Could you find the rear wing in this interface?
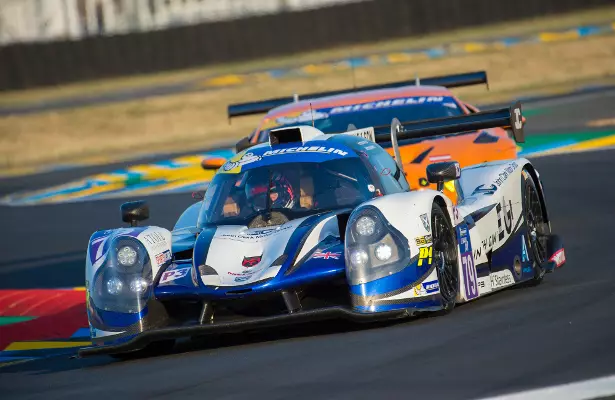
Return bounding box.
[227,71,488,119]
[372,101,524,169]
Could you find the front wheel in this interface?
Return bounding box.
[431,202,459,314]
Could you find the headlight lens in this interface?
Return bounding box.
[355,216,376,236]
[350,249,369,268]
[129,277,149,294]
[117,245,138,266]
[374,243,392,261]
[106,276,123,295]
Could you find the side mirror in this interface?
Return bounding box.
[200,157,226,171]
[121,200,149,227]
[235,136,253,153]
[426,161,461,192]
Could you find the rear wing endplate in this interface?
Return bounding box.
[369,101,524,168]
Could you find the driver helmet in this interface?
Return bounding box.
[245,170,296,211]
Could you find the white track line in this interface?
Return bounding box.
[478,374,615,400]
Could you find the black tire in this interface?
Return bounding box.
[521,168,551,285]
[109,339,175,361]
[431,202,459,314]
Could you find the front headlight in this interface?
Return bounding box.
[90,236,153,315]
[129,277,149,294]
[356,216,376,236]
[345,207,410,285]
[350,249,369,268]
[117,245,138,267]
[106,276,123,295]
[375,243,392,261]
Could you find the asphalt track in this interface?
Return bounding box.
[1,90,615,399]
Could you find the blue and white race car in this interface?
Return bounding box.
[80,102,565,358]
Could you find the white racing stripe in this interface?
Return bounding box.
[477,374,615,400]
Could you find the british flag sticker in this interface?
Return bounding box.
[312,251,341,260]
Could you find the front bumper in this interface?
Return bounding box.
[78,306,411,357]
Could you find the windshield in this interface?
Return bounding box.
[259,95,463,140]
[199,158,378,227]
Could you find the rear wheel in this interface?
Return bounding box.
[521,168,550,285]
[431,202,459,313]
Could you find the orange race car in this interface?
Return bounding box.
[223,71,522,202]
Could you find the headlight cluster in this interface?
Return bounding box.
[90,236,153,314]
[345,207,410,285]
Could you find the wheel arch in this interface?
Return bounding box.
[521,163,550,224]
[433,194,453,227]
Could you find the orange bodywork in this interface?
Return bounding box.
[248,86,518,203]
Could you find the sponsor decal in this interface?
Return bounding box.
[453,206,461,225]
[490,271,514,289]
[276,110,329,125]
[329,96,447,115]
[429,154,451,162]
[222,152,262,171]
[263,146,347,157]
[418,246,433,267]
[422,280,439,294]
[477,279,486,289]
[222,145,349,172]
[496,197,514,241]
[549,248,566,267]
[155,250,172,265]
[234,275,251,283]
[493,161,518,187]
[312,251,341,260]
[522,266,533,273]
[142,232,166,246]
[160,267,190,284]
[420,213,430,232]
[220,225,292,241]
[418,177,429,187]
[521,236,529,262]
[142,231,170,252]
[472,184,498,196]
[228,271,252,276]
[474,229,498,260]
[242,255,262,268]
[414,234,432,246]
[513,107,523,130]
[343,127,376,142]
[457,224,478,300]
[413,280,439,296]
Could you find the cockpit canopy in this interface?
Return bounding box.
[198,153,378,228]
